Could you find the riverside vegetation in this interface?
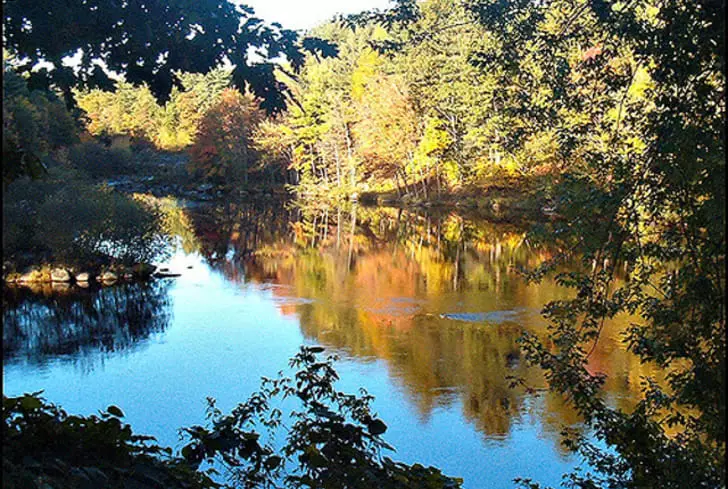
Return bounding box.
[2,0,724,488]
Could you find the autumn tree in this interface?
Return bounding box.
[188,88,264,187]
[75,81,161,143]
[353,71,421,196]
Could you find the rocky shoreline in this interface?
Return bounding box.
[2,262,173,290]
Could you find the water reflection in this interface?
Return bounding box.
[183,201,658,443]
[3,281,172,370]
[3,198,663,453]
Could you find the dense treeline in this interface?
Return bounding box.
[72,4,545,197]
[69,0,661,204]
[75,69,232,151]
[2,64,79,184]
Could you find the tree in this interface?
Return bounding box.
[75,81,162,142]
[3,63,78,185]
[3,0,337,114]
[188,88,264,186]
[353,71,421,195]
[467,1,724,487]
[349,0,725,486]
[76,68,235,150]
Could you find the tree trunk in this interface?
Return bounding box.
[334,144,342,188]
[347,204,357,271]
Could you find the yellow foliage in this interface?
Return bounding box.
[351,49,384,102]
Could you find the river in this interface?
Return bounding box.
[3,200,650,488]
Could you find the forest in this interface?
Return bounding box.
[2,0,724,488]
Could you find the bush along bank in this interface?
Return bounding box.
[2,157,175,291]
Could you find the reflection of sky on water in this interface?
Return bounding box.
[3,214,594,488]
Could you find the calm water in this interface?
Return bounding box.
[3,201,647,488]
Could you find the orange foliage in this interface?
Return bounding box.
[188,88,264,184]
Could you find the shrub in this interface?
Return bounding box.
[2,165,168,267]
[67,141,136,179]
[3,348,462,489]
[2,393,213,489]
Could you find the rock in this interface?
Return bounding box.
[51,268,72,282]
[76,272,90,282]
[18,268,51,283]
[100,271,118,283]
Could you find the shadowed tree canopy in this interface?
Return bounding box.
[3,0,338,113]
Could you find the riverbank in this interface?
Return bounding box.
[98,149,554,218]
[2,145,554,290]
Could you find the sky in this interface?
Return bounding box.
[242,0,393,31]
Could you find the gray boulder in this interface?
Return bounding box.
[51,268,72,282]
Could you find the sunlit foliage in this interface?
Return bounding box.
[2,0,336,113]
[188,88,265,186]
[3,63,78,184]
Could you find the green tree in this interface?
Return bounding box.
[3,64,78,185]
[3,0,336,113]
[75,81,162,142]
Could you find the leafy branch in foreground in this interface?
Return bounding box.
[181,345,462,489]
[458,0,725,487]
[3,347,461,489]
[2,392,213,489]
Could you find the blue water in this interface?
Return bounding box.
[3,247,580,488]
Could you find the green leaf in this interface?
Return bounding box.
[106,405,125,418]
[367,419,387,435]
[20,395,42,410]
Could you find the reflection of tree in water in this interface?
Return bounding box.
[188,200,296,278]
[3,281,173,369]
[231,205,571,440]
[187,201,642,444]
